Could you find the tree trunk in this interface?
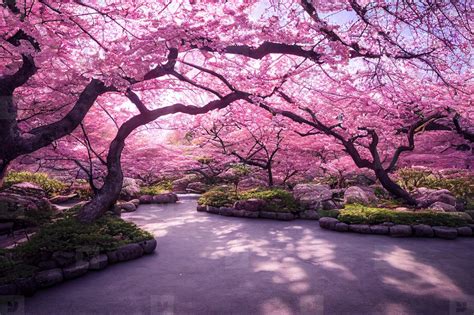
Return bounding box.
[267,166,274,187]
[77,136,127,223]
[374,169,417,205]
[0,160,9,188]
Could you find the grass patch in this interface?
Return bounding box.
[4,171,66,197]
[339,204,471,227]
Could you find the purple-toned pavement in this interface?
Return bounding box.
[26,196,474,314]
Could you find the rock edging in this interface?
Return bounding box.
[0,239,157,296]
[197,205,319,221]
[319,217,473,240]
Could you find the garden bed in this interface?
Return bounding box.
[197,187,313,220]
[0,215,156,296]
[319,204,474,239]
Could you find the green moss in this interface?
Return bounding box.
[198,186,238,207]
[240,188,300,212]
[140,180,173,195]
[339,204,470,227]
[318,209,340,218]
[4,171,66,197]
[198,187,300,212]
[396,168,474,199]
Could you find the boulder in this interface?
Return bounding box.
[8,182,47,198]
[413,188,456,208]
[139,193,178,204]
[390,225,412,237]
[117,202,137,213]
[370,225,389,235]
[433,226,458,239]
[429,202,456,212]
[139,239,157,254]
[106,251,118,264]
[63,261,89,280]
[241,211,259,218]
[349,224,371,234]
[49,193,79,204]
[115,243,144,262]
[0,190,53,224]
[37,260,58,270]
[276,213,295,221]
[196,205,207,212]
[120,178,141,201]
[344,186,377,206]
[292,184,332,209]
[413,224,434,237]
[231,209,246,217]
[207,206,220,214]
[172,174,199,193]
[322,200,340,210]
[335,222,349,232]
[457,226,473,237]
[35,268,63,288]
[299,210,319,220]
[234,199,265,212]
[89,254,109,270]
[319,217,339,230]
[52,251,76,267]
[260,211,277,219]
[186,182,207,193]
[129,199,140,207]
[218,207,234,216]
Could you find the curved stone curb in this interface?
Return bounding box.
[0,239,157,297]
[197,205,320,221]
[318,217,474,240]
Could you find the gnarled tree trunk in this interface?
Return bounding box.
[374,169,417,205]
[0,160,9,188]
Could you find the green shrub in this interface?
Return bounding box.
[4,171,66,197]
[198,186,238,207]
[396,168,474,199]
[0,253,37,285]
[240,188,300,212]
[339,204,470,227]
[318,209,340,218]
[140,180,173,195]
[14,216,153,263]
[198,187,300,212]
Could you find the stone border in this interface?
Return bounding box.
[319,217,474,240]
[0,239,157,296]
[197,205,319,221]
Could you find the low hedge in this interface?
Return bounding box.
[339,204,471,227]
[198,187,299,212]
[198,186,238,208]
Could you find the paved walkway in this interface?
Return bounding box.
[26,197,474,315]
